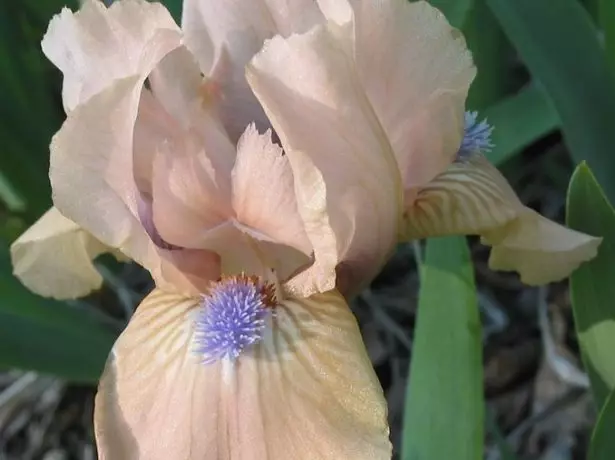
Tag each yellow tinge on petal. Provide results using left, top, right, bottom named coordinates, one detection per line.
left=95, top=287, right=391, bottom=459
left=10, top=207, right=120, bottom=299
left=405, top=155, right=601, bottom=284
left=483, top=209, right=601, bottom=285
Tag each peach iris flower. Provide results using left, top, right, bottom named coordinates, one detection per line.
left=10, top=0, right=599, bottom=459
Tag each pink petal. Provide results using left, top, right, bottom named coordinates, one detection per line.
left=47, top=3, right=219, bottom=294
left=150, top=126, right=234, bottom=250
left=95, top=288, right=391, bottom=459
left=247, top=25, right=403, bottom=295
left=42, top=0, right=180, bottom=112
left=182, top=0, right=324, bottom=140
left=319, top=0, right=476, bottom=188
left=232, top=125, right=312, bottom=257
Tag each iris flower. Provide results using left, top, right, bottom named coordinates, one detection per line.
left=10, top=0, right=599, bottom=459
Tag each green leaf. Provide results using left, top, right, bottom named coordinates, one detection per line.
left=484, top=84, right=559, bottom=166
left=464, top=0, right=517, bottom=110
left=589, top=388, right=615, bottom=460
left=599, top=0, right=615, bottom=78
left=567, top=163, right=615, bottom=408
left=487, top=0, right=615, bottom=203
left=426, top=0, right=474, bottom=27
left=0, top=247, right=117, bottom=382
left=486, top=408, right=518, bottom=460
left=161, top=0, right=182, bottom=23
left=402, top=236, right=483, bottom=460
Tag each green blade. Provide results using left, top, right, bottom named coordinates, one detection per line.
left=0, top=247, right=117, bottom=382
left=484, top=84, right=559, bottom=167
left=464, top=0, right=516, bottom=111
left=426, top=0, right=474, bottom=27
left=589, top=388, right=615, bottom=460
left=599, top=0, right=615, bottom=77
left=567, top=163, right=615, bottom=408
left=402, top=236, right=483, bottom=460
left=487, top=0, right=615, bottom=203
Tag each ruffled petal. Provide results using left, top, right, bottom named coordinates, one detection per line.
left=47, top=6, right=220, bottom=294
left=150, top=126, right=234, bottom=249
left=247, top=23, right=403, bottom=295
left=182, top=0, right=324, bottom=140
left=232, top=124, right=312, bottom=257
left=10, top=207, right=109, bottom=299
left=152, top=123, right=312, bottom=283
left=405, top=155, right=601, bottom=284
left=318, top=0, right=475, bottom=188
left=95, top=288, right=391, bottom=459
left=42, top=0, right=179, bottom=112
left=281, top=151, right=340, bottom=297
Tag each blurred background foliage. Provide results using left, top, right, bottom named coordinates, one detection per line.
left=1, top=0, right=615, bottom=459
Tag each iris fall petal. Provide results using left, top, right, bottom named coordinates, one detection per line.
left=95, top=288, right=391, bottom=459
left=483, top=210, right=601, bottom=285
left=10, top=207, right=112, bottom=299
left=405, top=155, right=601, bottom=284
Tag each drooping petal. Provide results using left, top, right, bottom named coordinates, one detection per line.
left=182, top=0, right=324, bottom=140
left=318, top=0, right=475, bottom=188
left=95, top=288, right=391, bottom=459
left=484, top=210, right=600, bottom=285
left=247, top=23, right=403, bottom=295
left=42, top=0, right=180, bottom=112
left=10, top=207, right=110, bottom=299
left=404, top=155, right=601, bottom=284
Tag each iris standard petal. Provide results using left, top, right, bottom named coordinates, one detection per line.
left=405, top=155, right=601, bottom=284
left=95, top=288, right=391, bottom=459
left=151, top=123, right=312, bottom=281
left=42, top=0, right=180, bottom=112
left=182, top=0, right=324, bottom=141
left=317, top=0, right=475, bottom=188
left=50, top=65, right=220, bottom=295
left=247, top=23, right=402, bottom=296
left=10, top=207, right=112, bottom=299
left=231, top=124, right=312, bottom=257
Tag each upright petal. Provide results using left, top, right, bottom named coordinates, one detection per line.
left=95, top=289, right=391, bottom=459
left=182, top=0, right=324, bottom=140
left=232, top=124, right=312, bottom=257
left=404, top=155, right=601, bottom=284
left=247, top=24, right=403, bottom=295
left=319, top=0, right=475, bottom=188
left=10, top=208, right=110, bottom=299
left=150, top=127, right=234, bottom=249
left=47, top=4, right=219, bottom=293
left=153, top=123, right=313, bottom=283
left=42, top=0, right=179, bottom=112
